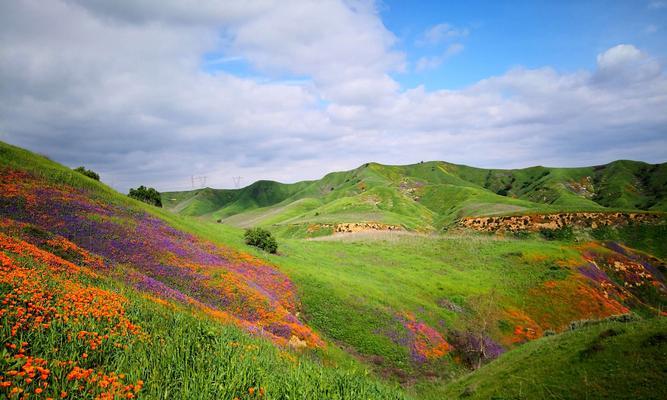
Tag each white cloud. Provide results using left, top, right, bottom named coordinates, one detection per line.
left=415, top=43, right=464, bottom=72
left=419, top=23, right=469, bottom=45
left=0, top=2, right=665, bottom=193
left=597, top=44, right=642, bottom=68
left=594, top=44, right=661, bottom=85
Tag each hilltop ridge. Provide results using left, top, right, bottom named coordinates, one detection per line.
left=163, top=159, right=667, bottom=235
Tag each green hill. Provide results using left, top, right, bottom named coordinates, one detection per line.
left=435, top=316, right=667, bottom=400
left=2, top=140, right=666, bottom=399
left=164, top=160, right=667, bottom=234
left=0, top=141, right=405, bottom=399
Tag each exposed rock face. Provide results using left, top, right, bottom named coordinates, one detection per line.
left=306, top=222, right=403, bottom=234
left=334, top=222, right=402, bottom=233
left=458, top=212, right=664, bottom=233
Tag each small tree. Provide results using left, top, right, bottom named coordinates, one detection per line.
left=73, top=166, right=100, bottom=181
left=128, top=185, right=162, bottom=207
left=450, top=290, right=504, bottom=369
left=244, top=227, right=278, bottom=253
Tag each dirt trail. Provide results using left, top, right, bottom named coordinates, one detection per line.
left=307, top=230, right=427, bottom=242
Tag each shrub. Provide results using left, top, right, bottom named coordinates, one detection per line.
left=128, top=185, right=162, bottom=207
left=512, top=230, right=531, bottom=239
left=244, top=227, right=278, bottom=254
left=73, top=166, right=100, bottom=181
left=539, top=226, right=574, bottom=241
left=448, top=330, right=505, bottom=369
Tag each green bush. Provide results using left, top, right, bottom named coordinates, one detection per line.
left=244, top=227, right=278, bottom=253
left=128, top=185, right=162, bottom=207
left=539, top=226, right=574, bottom=241
left=73, top=166, right=100, bottom=181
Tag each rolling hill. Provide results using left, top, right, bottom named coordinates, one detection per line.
left=1, top=140, right=666, bottom=399
left=0, top=141, right=404, bottom=399
left=163, top=160, right=667, bottom=235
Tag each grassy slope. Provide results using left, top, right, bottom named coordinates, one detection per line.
left=164, top=160, right=667, bottom=233
left=165, top=221, right=667, bottom=399
left=3, top=141, right=665, bottom=399
left=161, top=156, right=667, bottom=399
left=0, top=141, right=407, bottom=399
left=437, top=317, right=667, bottom=400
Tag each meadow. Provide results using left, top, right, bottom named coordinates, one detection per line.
left=0, top=142, right=406, bottom=399
left=187, top=224, right=666, bottom=399
left=1, top=141, right=666, bottom=399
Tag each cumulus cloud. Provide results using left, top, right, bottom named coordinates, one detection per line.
left=594, top=44, right=661, bottom=85
left=0, top=1, right=665, bottom=193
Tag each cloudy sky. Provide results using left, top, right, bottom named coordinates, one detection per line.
left=1, top=0, right=666, bottom=192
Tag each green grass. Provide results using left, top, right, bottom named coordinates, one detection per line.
left=259, top=235, right=574, bottom=354
left=174, top=221, right=666, bottom=398
left=0, top=256, right=408, bottom=399
left=2, top=140, right=666, bottom=399
left=0, top=140, right=411, bottom=398
left=434, top=317, right=667, bottom=400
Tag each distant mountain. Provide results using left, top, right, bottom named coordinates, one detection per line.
left=163, top=160, right=667, bottom=234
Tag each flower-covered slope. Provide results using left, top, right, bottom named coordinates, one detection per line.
left=0, top=231, right=146, bottom=399
left=0, top=168, right=320, bottom=347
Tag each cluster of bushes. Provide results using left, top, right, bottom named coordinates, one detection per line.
left=448, top=330, right=505, bottom=369
left=244, top=227, right=278, bottom=253
left=539, top=226, right=574, bottom=241
left=128, top=185, right=162, bottom=207
left=73, top=166, right=99, bottom=181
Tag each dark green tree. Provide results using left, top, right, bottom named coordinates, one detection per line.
left=73, top=166, right=100, bottom=181
left=244, top=227, right=278, bottom=254
left=128, top=185, right=162, bottom=207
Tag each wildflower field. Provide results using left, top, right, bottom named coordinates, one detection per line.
left=1, top=141, right=666, bottom=399
left=0, top=142, right=406, bottom=399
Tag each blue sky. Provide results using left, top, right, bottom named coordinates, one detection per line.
left=204, top=1, right=667, bottom=90
left=1, top=1, right=666, bottom=191
left=384, top=0, right=667, bottom=89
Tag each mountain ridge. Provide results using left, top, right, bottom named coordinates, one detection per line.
left=163, top=159, right=667, bottom=235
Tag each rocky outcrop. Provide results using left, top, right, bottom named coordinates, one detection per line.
left=459, top=212, right=664, bottom=233
left=334, top=222, right=402, bottom=233
left=306, top=222, right=403, bottom=234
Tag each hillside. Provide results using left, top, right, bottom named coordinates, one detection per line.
left=0, top=141, right=404, bottom=399
left=2, top=140, right=666, bottom=399
left=438, top=316, right=667, bottom=399
left=163, top=160, right=667, bottom=235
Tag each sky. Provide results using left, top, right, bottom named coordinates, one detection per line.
left=0, top=0, right=666, bottom=192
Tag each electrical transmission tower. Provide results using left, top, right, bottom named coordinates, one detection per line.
left=191, top=175, right=208, bottom=189
left=232, top=176, right=243, bottom=188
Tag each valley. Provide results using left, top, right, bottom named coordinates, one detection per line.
left=1, top=141, right=665, bottom=399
